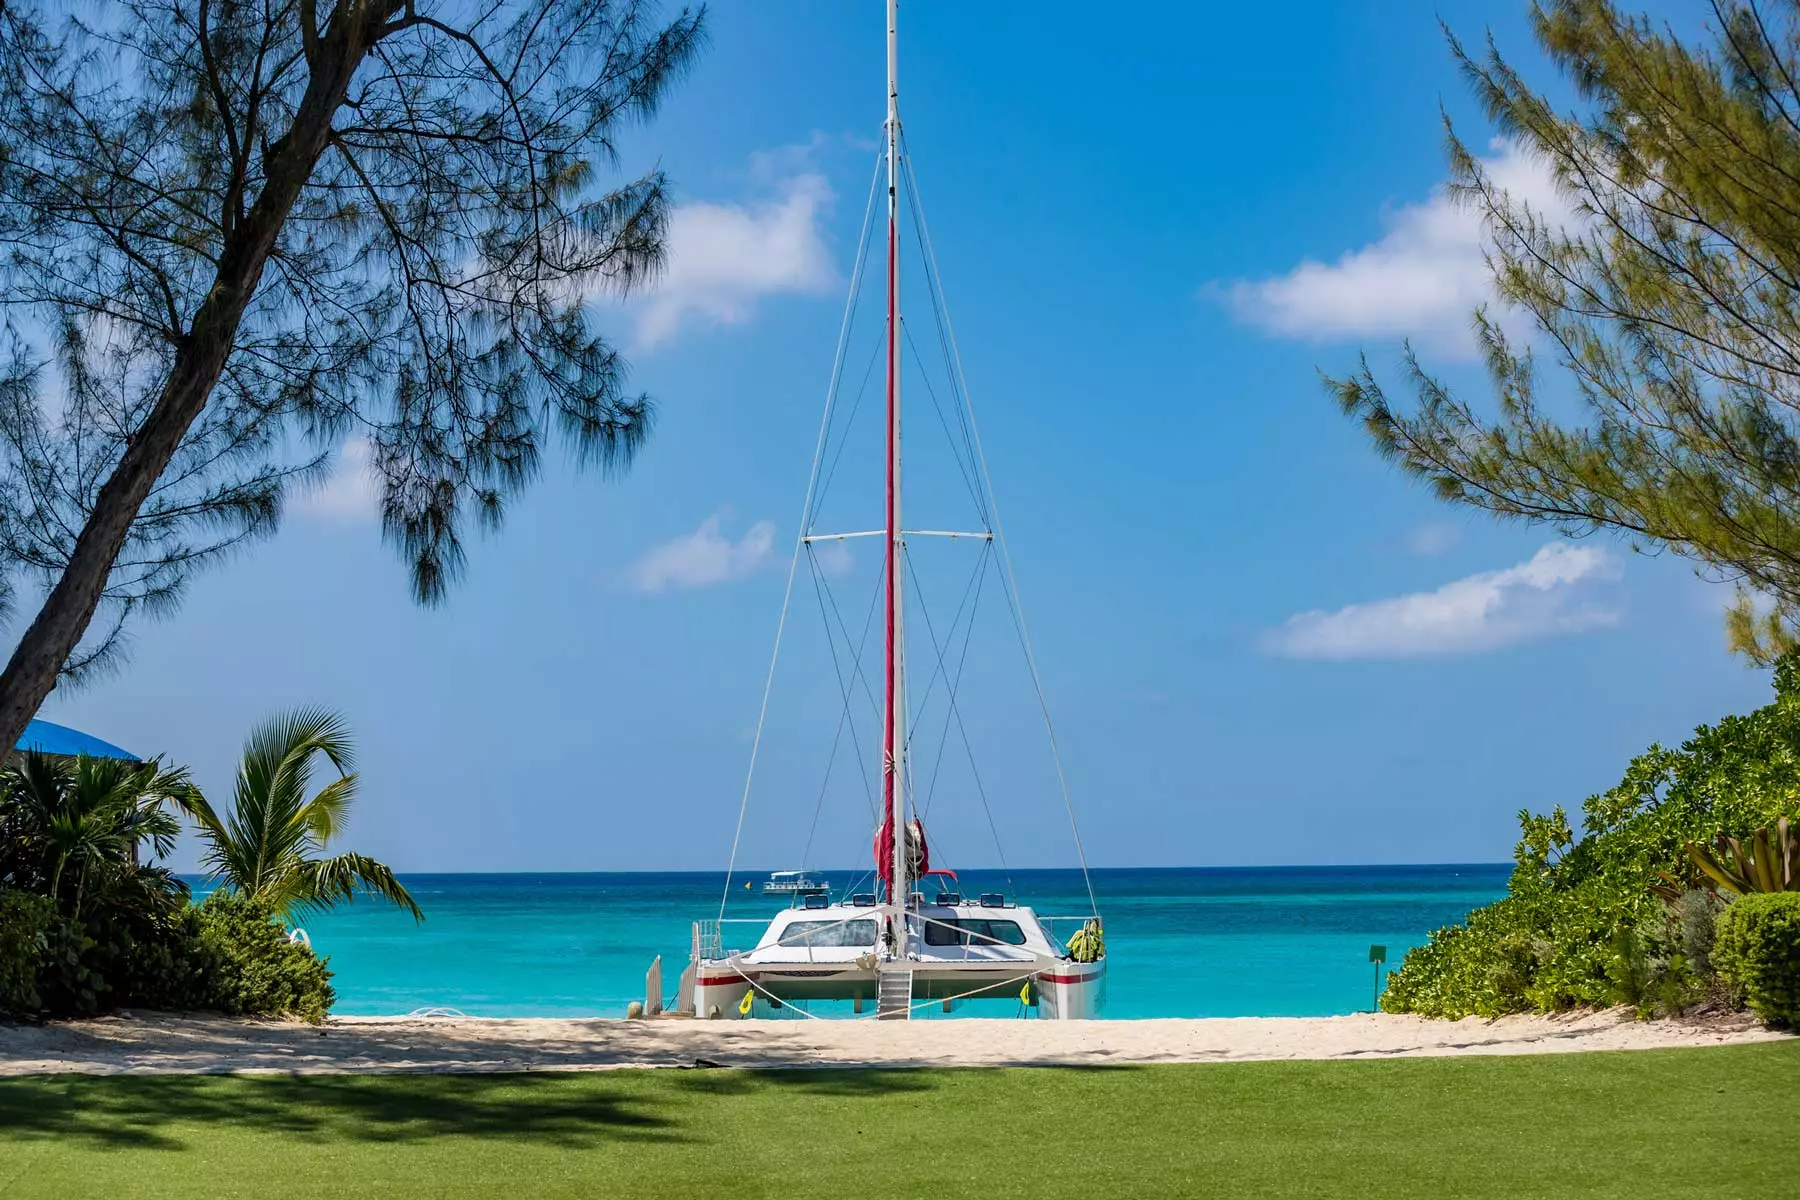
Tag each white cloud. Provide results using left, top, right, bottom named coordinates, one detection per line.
left=1225, top=139, right=1575, bottom=358
left=633, top=164, right=837, bottom=348
left=628, top=513, right=776, bottom=592
left=1406, top=522, right=1461, bottom=556
left=1265, top=542, right=1619, bottom=660
left=295, top=437, right=379, bottom=521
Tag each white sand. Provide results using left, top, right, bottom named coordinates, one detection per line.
left=0, top=1009, right=1786, bottom=1075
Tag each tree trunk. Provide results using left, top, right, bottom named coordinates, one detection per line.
left=0, top=7, right=393, bottom=755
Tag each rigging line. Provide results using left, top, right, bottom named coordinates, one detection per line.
left=900, top=135, right=989, bottom=529
left=903, top=546, right=1016, bottom=901
left=904, top=136, right=1098, bottom=921
left=798, top=687, right=852, bottom=878
left=718, top=147, right=886, bottom=924
left=901, top=320, right=987, bottom=517
left=919, top=541, right=992, bottom=818
left=811, top=542, right=887, bottom=728
left=812, top=333, right=885, bottom=529
left=805, top=149, right=886, bottom=533
left=804, top=549, right=881, bottom=822
left=899, top=536, right=989, bottom=756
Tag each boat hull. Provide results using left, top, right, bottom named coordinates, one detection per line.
left=691, top=957, right=1105, bottom=1019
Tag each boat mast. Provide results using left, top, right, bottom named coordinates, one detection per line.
left=883, top=0, right=909, bottom=927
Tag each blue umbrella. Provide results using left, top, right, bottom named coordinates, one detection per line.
left=14, top=718, right=139, bottom=761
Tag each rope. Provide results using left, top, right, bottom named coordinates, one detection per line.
left=901, top=147, right=1100, bottom=921
left=718, top=147, right=885, bottom=922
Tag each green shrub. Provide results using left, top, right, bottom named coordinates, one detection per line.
left=1671, top=889, right=1724, bottom=976
left=1383, top=656, right=1800, bottom=1019
left=1713, top=892, right=1800, bottom=1027
left=0, top=889, right=54, bottom=1017
left=193, top=894, right=334, bottom=1024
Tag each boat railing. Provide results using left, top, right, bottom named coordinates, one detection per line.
left=692, top=917, right=794, bottom=962
left=1034, top=914, right=1106, bottom=959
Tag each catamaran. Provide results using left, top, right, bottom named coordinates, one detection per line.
left=677, top=0, right=1105, bottom=1022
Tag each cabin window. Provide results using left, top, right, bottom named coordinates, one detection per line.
left=777, top=919, right=877, bottom=948
left=923, top=918, right=964, bottom=946
left=922, top=918, right=1029, bottom=947
left=964, top=919, right=1028, bottom=946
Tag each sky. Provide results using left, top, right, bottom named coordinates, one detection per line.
left=34, top=0, right=1774, bottom=874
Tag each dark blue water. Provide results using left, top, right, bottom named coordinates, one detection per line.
left=222, top=865, right=1508, bottom=1019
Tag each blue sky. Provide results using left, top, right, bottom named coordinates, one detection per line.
left=38, top=0, right=1771, bottom=873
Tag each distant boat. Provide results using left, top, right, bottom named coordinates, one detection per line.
left=679, top=0, right=1105, bottom=1023
left=762, top=871, right=829, bottom=896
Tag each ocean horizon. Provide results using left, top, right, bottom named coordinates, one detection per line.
left=191, top=863, right=1512, bottom=1020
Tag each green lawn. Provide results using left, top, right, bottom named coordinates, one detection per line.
left=1, top=1041, right=1795, bottom=1198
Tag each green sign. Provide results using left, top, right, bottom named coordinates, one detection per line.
left=1368, top=944, right=1387, bottom=964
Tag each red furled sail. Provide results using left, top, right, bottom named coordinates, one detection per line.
left=875, top=818, right=929, bottom=893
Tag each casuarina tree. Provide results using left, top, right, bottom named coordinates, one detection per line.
left=0, top=0, right=705, bottom=749
left=1330, top=0, right=1800, bottom=663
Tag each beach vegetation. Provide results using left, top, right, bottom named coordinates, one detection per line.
left=0, top=0, right=705, bottom=761
left=190, top=895, right=335, bottom=1025
left=1329, top=0, right=1800, bottom=664
left=1685, top=818, right=1800, bottom=895
left=180, top=709, right=421, bottom=923
left=0, top=712, right=383, bottom=1021
left=1382, top=656, right=1800, bottom=1019
left=1712, top=892, right=1800, bottom=1026
left=0, top=889, right=52, bottom=1014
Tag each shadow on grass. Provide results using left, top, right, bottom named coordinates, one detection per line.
left=0, top=1063, right=1142, bottom=1154
left=0, top=1073, right=686, bottom=1152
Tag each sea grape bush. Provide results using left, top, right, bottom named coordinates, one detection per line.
left=0, top=891, right=335, bottom=1023
left=192, top=896, right=335, bottom=1025
left=1713, top=893, right=1800, bottom=1027
left=1383, top=658, right=1800, bottom=1019
left=0, top=889, right=52, bottom=1014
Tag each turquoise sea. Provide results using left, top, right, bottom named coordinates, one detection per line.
left=214, top=865, right=1510, bottom=1019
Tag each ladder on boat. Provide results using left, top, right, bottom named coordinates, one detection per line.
left=876, top=964, right=913, bottom=1021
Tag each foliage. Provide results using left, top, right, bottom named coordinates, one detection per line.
left=0, top=888, right=52, bottom=1016
left=1326, top=0, right=1800, bottom=663
left=191, top=895, right=334, bottom=1025
left=0, top=751, right=199, bottom=919
left=1686, top=818, right=1800, bottom=894
left=1383, top=657, right=1800, bottom=1019
left=1713, top=892, right=1800, bottom=1027
left=0, top=750, right=208, bottom=1016
left=0, top=0, right=705, bottom=758
left=1670, top=888, right=1726, bottom=978
left=180, top=709, right=420, bottom=922
left=0, top=732, right=342, bottom=1020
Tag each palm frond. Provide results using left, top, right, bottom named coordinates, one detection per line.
left=301, top=772, right=358, bottom=845
left=296, top=853, right=423, bottom=922
left=187, top=709, right=418, bottom=922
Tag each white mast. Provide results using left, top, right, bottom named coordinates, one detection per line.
left=883, top=0, right=909, bottom=947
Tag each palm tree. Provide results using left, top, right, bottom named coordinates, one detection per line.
left=180, top=709, right=421, bottom=922
left=0, top=751, right=197, bottom=920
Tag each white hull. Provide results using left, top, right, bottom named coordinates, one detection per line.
left=690, top=958, right=1105, bottom=1021
left=687, top=900, right=1104, bottom=1020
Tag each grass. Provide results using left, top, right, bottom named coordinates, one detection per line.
left=1, top=1041, right=1796, bottom=1198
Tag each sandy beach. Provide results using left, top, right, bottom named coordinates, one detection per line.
left=0, top=1009, right=1785, bottom=1076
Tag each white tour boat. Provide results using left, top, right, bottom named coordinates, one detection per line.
left=678, top=0, right=1105, bottom=1022
left=761, top=870, right=829, bottom=896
